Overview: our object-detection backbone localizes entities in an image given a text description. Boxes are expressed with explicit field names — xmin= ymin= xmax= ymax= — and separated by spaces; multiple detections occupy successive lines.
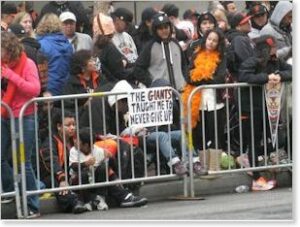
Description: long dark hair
xmin=70 ymin=50 xmax=92 ymax=75
xmin=200 ymin=28 xmax=226 ymax=57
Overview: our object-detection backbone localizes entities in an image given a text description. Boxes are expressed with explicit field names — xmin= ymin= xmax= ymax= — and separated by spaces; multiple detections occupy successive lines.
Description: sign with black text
xmin=128 ymin=87 xmax=173 ymax=127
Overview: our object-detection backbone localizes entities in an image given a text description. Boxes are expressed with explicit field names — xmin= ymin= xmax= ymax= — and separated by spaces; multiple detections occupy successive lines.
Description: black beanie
xmin=161 ymin=3 xmax=179 ymax=17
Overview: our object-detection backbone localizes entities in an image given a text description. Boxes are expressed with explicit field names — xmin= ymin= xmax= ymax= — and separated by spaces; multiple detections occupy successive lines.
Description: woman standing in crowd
xmin=182 ymin=28 xmax=227 ymax=154
xmin=1 ymin=31 xmax=41 ymax=218
xmin=35 ymin=13 xmax=73 ymax=96
xmin=238 ymin=35 xmax=292 ymax=191
xmin=13 ymin=11 xmax=35 ymax=37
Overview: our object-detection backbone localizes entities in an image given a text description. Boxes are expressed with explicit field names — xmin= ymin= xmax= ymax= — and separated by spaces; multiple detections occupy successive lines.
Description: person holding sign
xmin=238 ymin=35 xmax=292 ymax=191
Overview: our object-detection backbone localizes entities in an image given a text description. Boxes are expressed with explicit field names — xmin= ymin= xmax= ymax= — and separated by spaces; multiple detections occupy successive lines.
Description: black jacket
xmin=239 ymin=56 xmax=292 ymax=112
xmin=21 ymin=37 xmax=41 ymax=64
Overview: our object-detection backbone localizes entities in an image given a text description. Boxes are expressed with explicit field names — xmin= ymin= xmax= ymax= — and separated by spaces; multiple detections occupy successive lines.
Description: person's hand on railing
xmin=268 ymin=73 xmax=281 ymax=85
xmin=58 ymin=180 xmax=69 ymax=196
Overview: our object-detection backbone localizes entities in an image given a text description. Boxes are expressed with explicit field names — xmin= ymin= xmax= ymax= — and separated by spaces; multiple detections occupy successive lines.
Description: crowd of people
xmin=1 ymin=1 xmax=292 ymax=218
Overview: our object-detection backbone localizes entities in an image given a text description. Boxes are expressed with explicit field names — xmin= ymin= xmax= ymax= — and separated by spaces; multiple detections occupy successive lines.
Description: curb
xmin=1 ymin=170 xmax=292 ymax=219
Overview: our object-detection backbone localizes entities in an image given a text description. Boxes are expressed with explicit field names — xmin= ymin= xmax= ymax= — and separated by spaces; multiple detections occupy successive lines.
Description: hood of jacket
xmin=226 ymin=29 xmax=247 ymax=43
xmin=270 ymin=1 xmax=292 ymax=27
xmin=37 ymin=32 xmax=71 ymax=53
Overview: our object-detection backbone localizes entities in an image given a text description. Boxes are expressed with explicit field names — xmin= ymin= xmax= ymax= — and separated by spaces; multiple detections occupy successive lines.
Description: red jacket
xmin=1 ymin=58 xmax=40 ymax=118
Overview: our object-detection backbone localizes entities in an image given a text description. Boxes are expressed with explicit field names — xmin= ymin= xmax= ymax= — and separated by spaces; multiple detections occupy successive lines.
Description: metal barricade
xmin=186 ymin=83 xmax=292 ymax=197
xmin=18 ymin=88 xmax=189 ymax=218
xmin=0 ymin=102 xmax=22 ymax=218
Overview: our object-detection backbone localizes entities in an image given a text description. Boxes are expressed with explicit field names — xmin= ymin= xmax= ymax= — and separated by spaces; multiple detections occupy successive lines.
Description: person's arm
xmin=1 ymin=59 xmax=40 ymax=97
xmin=132 ymin=41 xmax=154 ymax=87
xmin=238 ymin=57 xmax=269 ymax=84
xmin=277 ymin=59 xmax=292 ymax=82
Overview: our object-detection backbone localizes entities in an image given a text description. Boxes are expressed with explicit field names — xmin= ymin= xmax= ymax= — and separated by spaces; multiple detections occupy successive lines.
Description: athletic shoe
xmin=120 ymin=193 xmax=148 ymax=208
xmin=26 ymin=210 xmax=41 ymax=219
xmin=173 ymin=161 xmax=187 ymax=176
xmin=192 ymin=161 xmax=208 ymax=176
xmin=93 ymin=195 xmax=108 ymax=211
xmin=72 ymin=200 xmax=88 ymax=214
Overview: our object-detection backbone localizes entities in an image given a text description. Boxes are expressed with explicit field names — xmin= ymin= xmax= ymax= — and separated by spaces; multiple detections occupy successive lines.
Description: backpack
xmin=225 ymin=39 xmax=239 ymax=74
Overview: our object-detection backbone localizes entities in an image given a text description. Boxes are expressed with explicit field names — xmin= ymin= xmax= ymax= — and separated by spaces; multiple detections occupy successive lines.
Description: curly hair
xmin=1 ymin=31 xmax=24 ymax=62
xmin=70 ymin=50 xmax=92 ymax=75
xmin=36 ymin=13 xmax=62 ymax=36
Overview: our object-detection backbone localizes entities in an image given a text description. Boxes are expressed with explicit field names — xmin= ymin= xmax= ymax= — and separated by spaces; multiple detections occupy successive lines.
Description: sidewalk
xmin=1 ymin=170 xmax=292 ymax=219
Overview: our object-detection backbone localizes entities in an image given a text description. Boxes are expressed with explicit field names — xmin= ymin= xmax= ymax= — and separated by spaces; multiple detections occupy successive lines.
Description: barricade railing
xmin=186 ymin=82 xmax=292 ymax=197
xmin=18 ymin=88 xmax=188 ymax=218
xmin=0 ymin=102 xmax=22 ymax=218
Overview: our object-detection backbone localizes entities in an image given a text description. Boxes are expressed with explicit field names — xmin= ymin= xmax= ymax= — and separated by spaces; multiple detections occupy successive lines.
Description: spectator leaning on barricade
xmin=93 ymin=12 xmax=136 ymax=85
xmin=69 ymin=127 xmax=148 ymax=210
xmin=133 ymin=13 xmax=188 ymax=91
xmin=39 ymin=111 xmax=89 ymax=214
xmin=110 ymin=8 xmax=138 ymax=67
xmin=62 ymin=49 xmax=100 ymax=116
xmin=132 ymin=7 xmax=158 ymax=54
xmin=59 ymin=11 xmax=93 ymax=52
xmin=260 ymin=1 xmax=292 ymax=61
xmin=182 ymin=28 xmax=227 ymax=155
xmin=35 ymin=13 xmax=73 ymax=96
xmin=1 ymin=2 xmax=17 ymax=31
xmin=247 ymin=3 xmax=269 ymax=40
xmin=1 ymin=31 xmax=41 ymax=218
xmin=238 ymin=35 xmax=292 ymax=191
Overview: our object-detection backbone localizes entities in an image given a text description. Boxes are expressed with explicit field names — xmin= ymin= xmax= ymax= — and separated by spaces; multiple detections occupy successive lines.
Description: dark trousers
xmin=192 ymin=108 xmax=226 ymax=151
xmin=71 ymin=165 xmax=129 ymax=204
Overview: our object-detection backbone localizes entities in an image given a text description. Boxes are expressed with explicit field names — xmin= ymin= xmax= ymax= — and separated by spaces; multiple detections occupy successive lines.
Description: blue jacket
xmin=37 ymin=33 xmax=73 ymax=95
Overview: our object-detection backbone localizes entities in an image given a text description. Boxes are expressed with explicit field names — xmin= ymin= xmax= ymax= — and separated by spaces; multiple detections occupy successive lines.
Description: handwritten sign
xmin=128 ymin=87 xmax=173 ymax=127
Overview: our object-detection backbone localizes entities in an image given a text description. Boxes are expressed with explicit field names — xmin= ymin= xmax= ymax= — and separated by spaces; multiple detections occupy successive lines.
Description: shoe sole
xmin=120 ymin=198 xmax=148 ymax=208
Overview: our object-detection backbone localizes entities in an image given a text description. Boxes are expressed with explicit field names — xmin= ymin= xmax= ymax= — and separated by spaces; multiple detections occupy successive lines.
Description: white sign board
xmin=128 ymin=87 xmax=173 ymax=127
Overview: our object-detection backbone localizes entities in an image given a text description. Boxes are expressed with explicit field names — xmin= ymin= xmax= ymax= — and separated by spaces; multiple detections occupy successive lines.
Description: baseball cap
xmin=249 ymin=4 xmax=268 ymax=17
xmin=111 ymin=8 xmax=133 ymax=23
xmin=108 ymin=80 xmax=133 ymax=107
xmin=229 ymin=12 xmax=252 ymax=29
xmin=8 ymin=23 xmax=26 ymax=38
xmin=59 ymin=11 xmax=77 ymax=22
xmin=141 ymin=7 xmax=158 ymax=22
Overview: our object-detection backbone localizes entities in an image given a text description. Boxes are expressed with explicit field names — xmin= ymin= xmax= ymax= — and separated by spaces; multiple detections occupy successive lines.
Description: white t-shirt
xmin=69 ymin=144 xmax=106 ymax=168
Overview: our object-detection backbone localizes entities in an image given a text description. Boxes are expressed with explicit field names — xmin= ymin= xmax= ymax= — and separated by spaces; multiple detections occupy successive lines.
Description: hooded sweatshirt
xmin=260 ymin=1 xmax=292 ymax=60
xmin=133 ymin=14 xmax=187 ymax=90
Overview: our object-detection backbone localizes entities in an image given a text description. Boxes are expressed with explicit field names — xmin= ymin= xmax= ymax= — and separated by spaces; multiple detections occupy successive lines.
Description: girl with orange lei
xmin=182 ymin=28 xmax=227 ymax=152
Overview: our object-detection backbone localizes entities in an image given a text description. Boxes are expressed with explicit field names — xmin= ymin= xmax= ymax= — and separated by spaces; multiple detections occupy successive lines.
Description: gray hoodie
xmin=260 ymin=1 xmax=292 ymax=60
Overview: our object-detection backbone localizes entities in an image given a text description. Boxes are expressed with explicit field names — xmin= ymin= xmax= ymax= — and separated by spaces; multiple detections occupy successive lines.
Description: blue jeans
xmin=1 ymin=115 xmax=40 ymax=212
xmin=146 ymin=130 xmax=182 ymax=160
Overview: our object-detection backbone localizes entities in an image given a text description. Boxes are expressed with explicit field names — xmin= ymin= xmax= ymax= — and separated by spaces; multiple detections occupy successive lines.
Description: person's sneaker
xmin=93 ymin=195 xmax=108 ymax=211
xmin=26 ymin=210 xmax=41 ymax=219
xmin=192 ymin=161 xmax=208 ymax=176
xmin=252 ymin=177 xmax=275 ymax=191
xmin=72 ymin=200 xmax=88 ymax=214
xmin=84 ymin=202 xmax=93 ymax=211
xmin=173 ymin=161 xmax=187 ymax=176
xmin=1 ymin=197 xmax=14 ymax=204
xmin=120 ymin=193 xmax=148 ymax=208
xmin=236 ymin=153 xmax=253 ymax=176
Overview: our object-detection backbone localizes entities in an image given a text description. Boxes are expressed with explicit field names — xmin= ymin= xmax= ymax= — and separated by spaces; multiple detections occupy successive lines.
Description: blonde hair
xmin=1 ymin=31 xmax=24 ymax=62
xmin=36 ymin=13 xmax=62 ymax=36
xmin=13 ymin=12 xmax=35 ymax=37
xmin=212 ymin=8 xmax=230 ymax=30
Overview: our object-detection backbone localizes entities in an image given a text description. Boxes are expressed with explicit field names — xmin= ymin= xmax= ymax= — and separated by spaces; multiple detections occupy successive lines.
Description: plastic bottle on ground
xmin=235 ymin=185 xmax=250 ymax=193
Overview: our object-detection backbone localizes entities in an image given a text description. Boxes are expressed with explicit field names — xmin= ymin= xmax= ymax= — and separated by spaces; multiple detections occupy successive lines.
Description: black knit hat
xmin=1 ymin=3 xmax=17 ymax=14
xmin=8 ymin=23 xmax=26 ymax=38
xmin=152 ymin=13 xmax=171 ymax=28
xmin=141 ymin=7 xmax=157 ymax=22
xmin=161 ymin=3 xmax=179 ymax=17
xmin=111 ymin=7 xmax=133 ymax=23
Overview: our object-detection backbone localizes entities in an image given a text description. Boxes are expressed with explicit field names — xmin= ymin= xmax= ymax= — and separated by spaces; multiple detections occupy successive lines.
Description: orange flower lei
xmin=182 ymin=49 xmax=220 ymax=129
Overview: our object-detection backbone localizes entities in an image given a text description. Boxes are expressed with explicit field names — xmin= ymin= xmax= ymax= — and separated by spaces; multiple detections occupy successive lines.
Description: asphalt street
xmin=37 ymin=187 xmax=293 ymax=220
